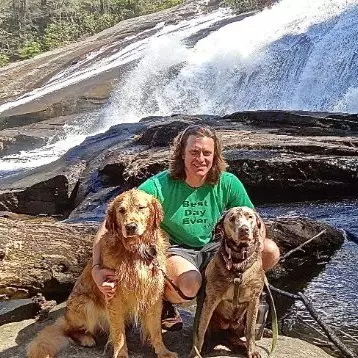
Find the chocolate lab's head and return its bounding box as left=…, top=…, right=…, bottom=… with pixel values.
left=216, top=206, right=261, bottom=246
left=105, top=189, right=163, bottom=249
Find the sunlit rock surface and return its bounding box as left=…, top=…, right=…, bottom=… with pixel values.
left=0, top=303, right=334, bottom=358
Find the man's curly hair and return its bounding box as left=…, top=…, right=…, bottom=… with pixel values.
left=169, top=124, right=227, bottom=184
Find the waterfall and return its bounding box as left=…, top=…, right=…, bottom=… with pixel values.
left=1, top=0, right=358, bottom=171
left=105, top=0, right=358, bottom=126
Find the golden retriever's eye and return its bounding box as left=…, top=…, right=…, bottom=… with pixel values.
left=139, top=205, right=147, bottom=210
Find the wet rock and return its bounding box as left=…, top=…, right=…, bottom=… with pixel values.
left=0, top=158, right=87, bottom=216
left=65, top=186, right=122, bottom=223
left=0, top=217, right=97, bottom=300
left=265, top=216, right=345, bottom=282
left=0, top=134, right=46, bottom=157
left=0, top=299, right=35, bottom=325
left=0, top=113, right=357, bottom=216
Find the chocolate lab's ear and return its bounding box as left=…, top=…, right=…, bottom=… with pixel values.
left=213, top=211, right=227, bottom=242
left=151, top=197, right=164, bottom=228
left=105, top=200, right=121, bottom=236
left=255, top=211, right=266, bottom=247
left=255, top=212, right=262, bottom=229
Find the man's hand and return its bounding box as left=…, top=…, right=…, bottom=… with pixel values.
left=91, top=266, right=117, bottom=299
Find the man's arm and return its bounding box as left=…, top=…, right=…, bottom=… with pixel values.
left=91, top=221, right=117, bottom=298
left=92, top=221, right=106, bottom=266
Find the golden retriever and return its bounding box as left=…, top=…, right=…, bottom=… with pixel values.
left=27, top=189, right=177, bottom=358
left=190, top=206, right=265, bottom=358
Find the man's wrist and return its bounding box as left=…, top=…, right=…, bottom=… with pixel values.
left=92, top=263, right=101, bottom=270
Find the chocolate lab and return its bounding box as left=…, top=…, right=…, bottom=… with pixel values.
left=190, top=206, right=265, bottom=358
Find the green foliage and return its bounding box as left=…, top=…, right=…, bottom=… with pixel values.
left=224, top=0, right=273, bottom=11
left=0, top=53, right=10, bottom=67
left=43, top=21, right=80, bottom=50
left=18, top=40, right=42, bottom=59
left=157, top=0, right=183, bottom=10
left=0, top=0, right=185, bottom=64
left=81, top=13, right=120, bottom=35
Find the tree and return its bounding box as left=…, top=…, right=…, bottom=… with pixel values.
left=0, top=0, right=188, bottom=66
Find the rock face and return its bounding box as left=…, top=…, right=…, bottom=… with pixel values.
left=0, top=158, right=87, bottom=216
left=0, top=1, right=231, bottom=160
left=0, top=214, right=344, bottom=300
left=0, top=217, right=97, bottom=300
left=0, top=1, right=222, bottom=120
left=265, top=216, right=345, bottom=283
left=0, top=304, right=334, bottom=358
left=0, top=114, right=357, bottom=217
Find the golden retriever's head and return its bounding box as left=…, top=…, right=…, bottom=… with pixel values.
left=105, top=189, right=163, bottom=246
left=216, top=206, right=261, bottom=245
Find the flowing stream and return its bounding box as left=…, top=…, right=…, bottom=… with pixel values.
left=259, top=200, right=358, bottom=355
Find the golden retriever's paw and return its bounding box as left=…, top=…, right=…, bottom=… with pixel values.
left=78, top=334, right=96, bottom=347
left=27, top=353, right=51, bottom=358
left=26, top=344, right=53, bottom=358
left=248, top=351, right=261, bottom=358
left=158, top=351, right=178, bottom=358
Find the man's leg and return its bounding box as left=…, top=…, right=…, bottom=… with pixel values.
left=161, top=255, right=202, bottom=331
left=164, top=255, right=202, bottom=303
left=262, top=238, right=280, bottom=271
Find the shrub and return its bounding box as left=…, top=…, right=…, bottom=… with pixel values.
left=18, top=41, right=42, bottom=59
left=43, top=21, right=80, bottom=50
left=224, top=0, right=273, bottom=11
left=0, top=53, right=10, bottom=67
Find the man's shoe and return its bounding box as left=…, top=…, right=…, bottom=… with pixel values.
left=161, top=300, right=183, bottom=331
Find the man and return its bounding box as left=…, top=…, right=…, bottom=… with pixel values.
left=92, top=124, right=280, bottom=331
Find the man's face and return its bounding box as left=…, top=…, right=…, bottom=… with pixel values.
left=183, top=135, right=215, bottom=182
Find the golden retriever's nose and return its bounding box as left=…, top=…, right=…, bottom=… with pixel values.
left=125, top=222, right=138, bottom=236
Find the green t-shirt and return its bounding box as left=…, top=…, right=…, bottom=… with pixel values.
left=138, top=171, right=254, bottom=248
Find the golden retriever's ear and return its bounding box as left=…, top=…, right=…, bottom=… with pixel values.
left=105, top=201, right=121, bottom=235
left=151, top=197, right=164, bottom=228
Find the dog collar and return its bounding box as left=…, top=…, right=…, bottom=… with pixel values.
left=220, top=237, right=259, bottom=273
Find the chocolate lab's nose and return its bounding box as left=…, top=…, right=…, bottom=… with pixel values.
left=239, top=225, right=250, bottom=235
left=125, top=222, right=138, bottom=235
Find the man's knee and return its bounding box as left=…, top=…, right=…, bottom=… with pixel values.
left=165, top=270, right=202, bottom=303
left=178, top=270, right=202, bottom=297
left=262, top=239, right=280, bottom=271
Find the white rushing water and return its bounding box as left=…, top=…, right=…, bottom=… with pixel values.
left=105, top=0, right=358, bottom=125
left=1, top=0, right=358, bottom=171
